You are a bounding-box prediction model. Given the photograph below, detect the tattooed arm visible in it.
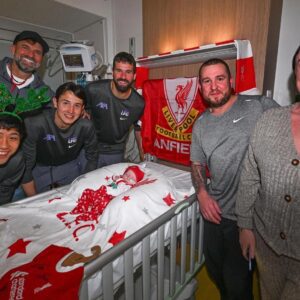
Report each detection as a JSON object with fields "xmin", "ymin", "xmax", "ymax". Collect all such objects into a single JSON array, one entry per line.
[
  {"xmin": 191, "ymin": 162, "xmax": 207, "ymax": 192},
  {"xmin": 191, "ymin": 162, "xmax": 221, "ymax": 224}
]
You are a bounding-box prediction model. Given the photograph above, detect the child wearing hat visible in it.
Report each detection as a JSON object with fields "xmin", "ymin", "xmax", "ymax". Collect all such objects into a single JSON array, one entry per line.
[{"xmin": 110, "ymin": 165, "xmax": 145, "ymax": 192}]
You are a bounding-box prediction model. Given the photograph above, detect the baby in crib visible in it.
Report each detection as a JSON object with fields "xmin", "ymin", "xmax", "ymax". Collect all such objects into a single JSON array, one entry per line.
[
  {"xmin": 70, "ymin": 166, "xmax": 145, "ymax": 221},
  {"xmin": 108, "ymin": 165, "xmax": 145, "ymax": 195}
]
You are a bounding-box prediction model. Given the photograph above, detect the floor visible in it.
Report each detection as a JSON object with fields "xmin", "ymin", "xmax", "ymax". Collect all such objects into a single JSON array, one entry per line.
[{"xmin": 194, "ymin": 264, "xmax": 260, "ymax": 300}]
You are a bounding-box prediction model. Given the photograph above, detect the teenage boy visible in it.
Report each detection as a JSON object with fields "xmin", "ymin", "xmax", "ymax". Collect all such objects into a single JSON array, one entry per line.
[
  {"xmin": 22, "ymin": 82, "xmax": 98, "ymax": 196},
  {"xmin": 0, "ymin": 113, "xmax": 25, "ymax": 205}
]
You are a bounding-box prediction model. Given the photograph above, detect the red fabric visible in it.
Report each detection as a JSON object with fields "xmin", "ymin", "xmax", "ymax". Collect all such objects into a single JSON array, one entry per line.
[
  {"xmin": 72, "ymin": 185, "xmax": 114, "ymax": 221},
  {"xmin": 7, "ymin": 239, "xmax": 32, "ymax": 258},
  {"xmin": 135, "ymin": 67, "xmax": 149, "ymax": 89},
  {"xmin": 163, "ymin": 193, "xmax": 175, "ymax": 206},
  {"xmin": 108, "ymin": 230, "xmax": 127, "ymax": 246},
  {"xmin": 235, "ymin": 56, "xmax": 256, "ymax": 93},
  {"xmin": 57, "ymin": 185, "xmax": 114, "ymax": 225},
  {"xmin": 141, "ymin": 77, "xmax": 207, "ymax": 165},
  {"xmin": 0, "ymin": 245, "xmax": 83, "ymax": 300}
]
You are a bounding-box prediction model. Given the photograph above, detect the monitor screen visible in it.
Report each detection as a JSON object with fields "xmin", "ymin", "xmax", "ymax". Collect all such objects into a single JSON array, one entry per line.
[{"xmin": 63, "ymin": 54, "xmax": 84, "ymax": 67}]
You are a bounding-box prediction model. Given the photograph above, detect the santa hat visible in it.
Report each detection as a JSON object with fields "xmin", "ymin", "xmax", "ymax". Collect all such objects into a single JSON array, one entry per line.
[{"xmin": 124, "ymin": 166, "xmax": 145, "ymax": 182}]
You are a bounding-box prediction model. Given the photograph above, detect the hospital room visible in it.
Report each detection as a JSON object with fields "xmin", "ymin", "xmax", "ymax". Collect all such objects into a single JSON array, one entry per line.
[{"xmin": 1, "ymin": 0, "xmax": 299, "ymax": 299}]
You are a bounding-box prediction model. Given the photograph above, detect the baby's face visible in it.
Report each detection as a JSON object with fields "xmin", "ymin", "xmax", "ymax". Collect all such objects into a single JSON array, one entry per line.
[{"xmin": 123, "ymin": 169, "xmax": 137, "ymax": 184}]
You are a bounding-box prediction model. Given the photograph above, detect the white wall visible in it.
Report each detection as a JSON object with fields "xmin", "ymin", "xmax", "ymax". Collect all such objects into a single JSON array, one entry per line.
[
  {"xmin": 56, "ymin": 0, "xmax": 143, "ymax": 64},
  {"xmin": 111, "ymin": 0, "xmax": 143, "ymax": 58},
  {"xmin": 273, "ymin": 0, "xmax": 300, "ymax": 106},
  {"xmin": 73, "ymin": 20, "xmax": 106, "ymax": 66}
]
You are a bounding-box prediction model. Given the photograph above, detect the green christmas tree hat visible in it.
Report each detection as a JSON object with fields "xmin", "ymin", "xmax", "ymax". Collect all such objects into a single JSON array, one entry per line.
[{"xmin": 0, "ymin": 83, "xmax": 51, "ymax": 121}]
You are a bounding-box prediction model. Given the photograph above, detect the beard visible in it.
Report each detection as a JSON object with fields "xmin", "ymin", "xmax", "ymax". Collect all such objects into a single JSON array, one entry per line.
[
  {"xmin": 113, "ymin": 78, "xmax": 133, "ymax": 93},
  {"xmin": 203, "ymin": 89, "xmax": 232, "ymax": 108},
  {"xmin": 14, "ymin": 55, "xmax": 40, "ymax": 73}
]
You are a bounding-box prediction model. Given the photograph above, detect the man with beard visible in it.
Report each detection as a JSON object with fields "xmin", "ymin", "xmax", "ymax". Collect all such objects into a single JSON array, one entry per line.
[
  {"xmin": 21, "ymin": 82, "xmax": 98, "ymax": 196},
  {"xmin": 190, "ymin": 58, "xmax": 278, "ymax": 300},
  {"xmin": 0, "ymin": 30, "xmax": 54, "ymax": 105},
  {"xmin": 85, "ymin": 52, "xmax": 145, "ymax": 167}
]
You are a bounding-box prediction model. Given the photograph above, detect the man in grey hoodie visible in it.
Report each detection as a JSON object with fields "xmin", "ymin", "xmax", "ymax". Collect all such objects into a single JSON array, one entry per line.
[{"xmin": 0, "ymin": 30, "xmax": 54, "ymax": 105}]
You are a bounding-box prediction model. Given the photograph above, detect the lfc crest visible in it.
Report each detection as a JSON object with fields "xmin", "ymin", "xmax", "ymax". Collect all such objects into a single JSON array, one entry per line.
[
  {"xmin": 141, "ymin": 76, "xmax": 206, "ymax": 165},
  {"xmin": 164, "ymin": 78, "xmax": 198, "ymax": 124}
]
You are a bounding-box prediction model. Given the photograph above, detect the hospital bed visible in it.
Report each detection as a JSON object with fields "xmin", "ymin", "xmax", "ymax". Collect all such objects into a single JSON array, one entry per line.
[
  {"xmin": 79, "ymin": 162, "xmax": 204, "ymax": 300},
  {"xmin": 0, "ymin": 162, "xmax": 203, "ymax": 300}
]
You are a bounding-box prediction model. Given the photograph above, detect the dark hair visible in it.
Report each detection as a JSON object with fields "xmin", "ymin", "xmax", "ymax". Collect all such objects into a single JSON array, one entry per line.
[
  {"xmin": 0, "ymin": 114, "xmax": 25, "ymax": 139},
  {"xmin": 55, "ymin": 82, "xmax": 87, "ymax": 106},
  {"xmin": 292, "ymin": 45, "xmax": 300, "ymax": 73},
  {"xmin": 199, "ymin": 58, "xmax": 231, "ymax": 79},
  {"xmin": 113, "ymin": 52, "xmax": 136, "ymax": 73}
]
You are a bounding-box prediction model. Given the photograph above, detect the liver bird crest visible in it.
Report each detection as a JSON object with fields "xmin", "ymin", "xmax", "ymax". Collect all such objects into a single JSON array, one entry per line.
[{"xmin": 175, "ymin": 79, "xmax": 192, "ymax": 116}]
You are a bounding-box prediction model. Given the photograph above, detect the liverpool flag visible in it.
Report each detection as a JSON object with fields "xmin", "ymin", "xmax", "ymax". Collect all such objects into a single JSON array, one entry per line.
[{"xmin": 141, "ymin": 77, "xmax": 207, "ymax": 165}]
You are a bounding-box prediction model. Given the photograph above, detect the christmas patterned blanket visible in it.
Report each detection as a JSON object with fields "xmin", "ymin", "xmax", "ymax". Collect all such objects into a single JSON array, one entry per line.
[{"xmin": 0, "ymin": 162, "xmax": 194, "ymax": 300}]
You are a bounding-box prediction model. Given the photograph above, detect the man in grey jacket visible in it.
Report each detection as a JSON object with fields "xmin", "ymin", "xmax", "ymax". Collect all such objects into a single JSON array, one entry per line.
[
  {"xmin": 0, "ymin": 30, "xmax": 54, "ymax": 105},
  {"xmin": 190, "ymin": 58, "xmax": 278, "ymax": 300}
]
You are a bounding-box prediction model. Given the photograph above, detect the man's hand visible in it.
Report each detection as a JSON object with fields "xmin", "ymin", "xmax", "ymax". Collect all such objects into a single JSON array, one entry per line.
[
  {"xmin": 22, "ymin": 180, "xmax": 37, "ymax": 197},
  {"xmin": 198, "ymin": 190, "xmax": 221, "ymax": 224},
  {"xmin": 239, "ymin": 228, "xmax": 256, "ymax": 260},
  {"xmin": 81, "ymin": 109, "xmax": 91, "ymax": 119}
]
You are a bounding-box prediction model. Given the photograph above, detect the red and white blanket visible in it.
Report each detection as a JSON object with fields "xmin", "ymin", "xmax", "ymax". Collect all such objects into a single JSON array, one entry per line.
[{"xmin": 0, "ymin": 163, "xmax": 193, "ymax": 300}]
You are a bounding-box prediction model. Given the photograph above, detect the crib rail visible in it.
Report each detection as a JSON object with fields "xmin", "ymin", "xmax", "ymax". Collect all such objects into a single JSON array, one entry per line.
[{"xmin": 79, "ymin": 194, "xmax": 204, "ymax": 300}]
